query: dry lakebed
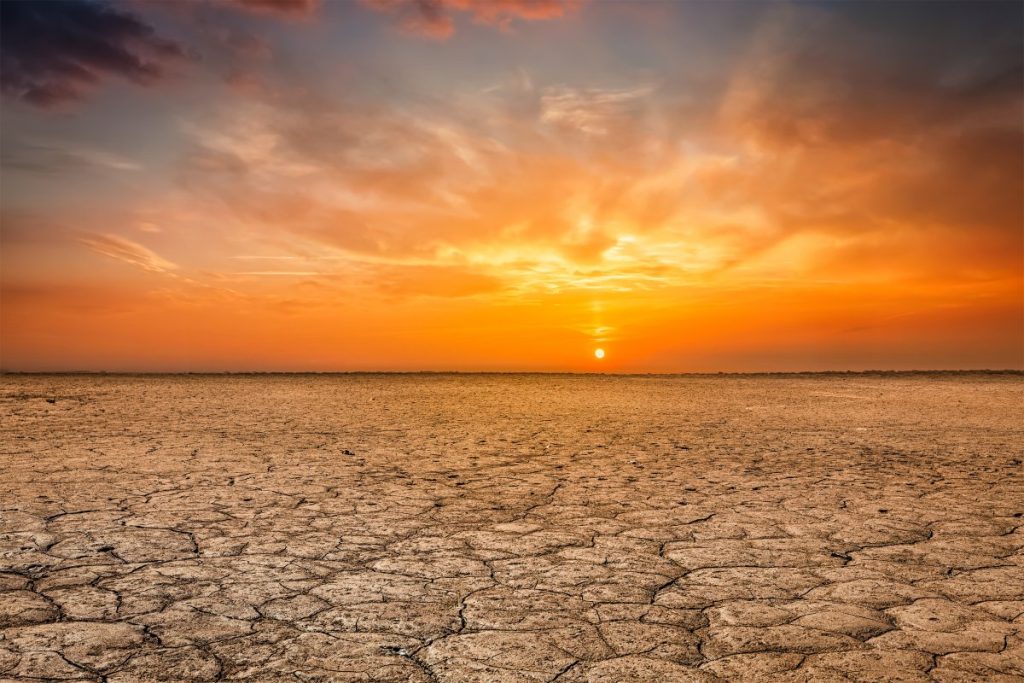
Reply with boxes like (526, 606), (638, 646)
(1, 373), (1022, 682)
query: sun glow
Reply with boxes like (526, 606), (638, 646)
(594, 348), (605, 359)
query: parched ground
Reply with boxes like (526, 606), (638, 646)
(1, 374), (1022, 682)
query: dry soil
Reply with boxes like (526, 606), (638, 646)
(1, 374), (1022, 682)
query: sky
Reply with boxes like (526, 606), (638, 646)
(1, 0), (1022, 372)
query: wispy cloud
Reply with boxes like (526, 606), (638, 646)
(540, 85), (654, 137)
(79, 233), (177, 273)
(170, 21), (1022, 303)
(2, 140), (143, 174)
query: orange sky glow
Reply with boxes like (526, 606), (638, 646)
(1, 0), (1022, 371)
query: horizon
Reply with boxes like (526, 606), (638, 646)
(4, 368), (1023, 377)
(2, 0), (1022, 372)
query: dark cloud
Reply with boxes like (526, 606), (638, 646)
(722, 1), (1024, 148)
(709, 0), (1024, 265)
(0, 0), (185, 108)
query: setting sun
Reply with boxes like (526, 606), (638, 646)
(594, 348), (605, 360)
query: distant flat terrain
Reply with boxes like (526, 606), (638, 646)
(1, 374), (1022, 682)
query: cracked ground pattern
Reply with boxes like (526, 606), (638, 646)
(1, 373), (1022, 682)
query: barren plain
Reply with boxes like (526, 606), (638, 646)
(1, 373), (1022, 682)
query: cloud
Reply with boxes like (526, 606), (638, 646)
(0, 0), (186, 108)
(2, 140), (143, 173)
(541, 85), (653, 137)
(719, 2), (1023, 150)
(224, 0), (319, 20)
(80, 233), (178, 273)
(176, 90), (718, 294)
(364, 0), (580, 39)
(164, 0), (1021, 305)
(711, 1), (1023, 262)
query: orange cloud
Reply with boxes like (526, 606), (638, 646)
(364, 0), (580, 39)
(167, 51), (1021, 306)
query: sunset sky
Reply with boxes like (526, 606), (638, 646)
(1, 0), (1022, 372)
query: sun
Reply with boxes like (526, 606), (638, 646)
(594, 348), (605, 359)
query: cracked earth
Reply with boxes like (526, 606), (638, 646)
(1, 373), (1022, 682)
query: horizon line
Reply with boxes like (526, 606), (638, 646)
(3, 369), (1022, 377)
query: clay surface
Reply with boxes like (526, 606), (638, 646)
(1, 373), (1022, 681)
